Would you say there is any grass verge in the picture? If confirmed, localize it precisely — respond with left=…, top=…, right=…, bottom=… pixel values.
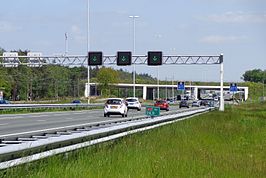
left=1, top=102, right=266, bottom=177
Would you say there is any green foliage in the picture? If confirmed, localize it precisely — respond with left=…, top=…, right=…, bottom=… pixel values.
left=0, top=68, right=12, bottom=98
left=96, top=67, right=119, bottom=96
left=0, top=47, right=5, bottom=55
left=242, top=69, right=266, bottom=83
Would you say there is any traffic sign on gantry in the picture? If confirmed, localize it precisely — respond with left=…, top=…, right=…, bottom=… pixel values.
left=2, top=52, right=19, bottom=67
left=117, top=51, right=132, bottom=66
left=147, top=51, right=163, bottom=65
left=88, top=52, right=103, bottom=66
left=27, top=52, right=43, bottom=67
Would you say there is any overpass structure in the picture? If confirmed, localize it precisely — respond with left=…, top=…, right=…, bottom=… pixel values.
left=85, top=83, right=249, bottom=101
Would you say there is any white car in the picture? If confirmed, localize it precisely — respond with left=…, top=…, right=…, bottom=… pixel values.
left=126, top=97, right=141, bottom=111
left=104, top=98, right=128, bottom=117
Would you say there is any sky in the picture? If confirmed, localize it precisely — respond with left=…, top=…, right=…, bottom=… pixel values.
left=0, top=0, right=265, bottom=82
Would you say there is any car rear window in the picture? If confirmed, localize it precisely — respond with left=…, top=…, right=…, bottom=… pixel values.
left=126, top=99, right=137, bottom=102
left=156, top=100, right=165, bottom=104
left=107, top=99, right=122, bottom=105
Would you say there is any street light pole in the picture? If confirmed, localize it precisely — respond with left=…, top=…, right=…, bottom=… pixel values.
left=87, top=0, right=90, bottom=104
left=129, top=15, right=139, bottom=98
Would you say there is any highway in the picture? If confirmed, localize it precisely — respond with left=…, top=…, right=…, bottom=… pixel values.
left=0, top=106, right=187, bottom=138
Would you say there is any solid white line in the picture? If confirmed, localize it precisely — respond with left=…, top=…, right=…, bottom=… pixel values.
left=0, top=123, right=8, bottom=126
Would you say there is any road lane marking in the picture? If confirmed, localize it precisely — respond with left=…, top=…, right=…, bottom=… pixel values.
left=0, top=119, right=119, bottom=138
left=0, top=123, right=9, bottom=126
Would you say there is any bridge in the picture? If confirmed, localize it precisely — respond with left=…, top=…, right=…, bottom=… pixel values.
left=85, top=83, right=249, bottom=101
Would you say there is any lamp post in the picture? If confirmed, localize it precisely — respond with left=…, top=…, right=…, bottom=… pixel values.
left=87, top=0, right=90, bottom=104
left=129, top=15, right=139, bottom=98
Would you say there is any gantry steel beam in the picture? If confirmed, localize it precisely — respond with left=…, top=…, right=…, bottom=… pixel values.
left=0, top=55, right=222, bottom=67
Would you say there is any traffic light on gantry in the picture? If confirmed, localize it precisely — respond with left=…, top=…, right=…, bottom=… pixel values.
left=147, top=51, right=163, bottom=65
left=117, top=51, right=132, bottom=66
left=88, top=52, right=103, bottom=66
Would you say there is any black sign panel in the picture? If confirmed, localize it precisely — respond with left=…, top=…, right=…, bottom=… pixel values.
left=147, top=51, right=163, bottom=65
left=88, top=52, right=103, bottom=66
left=117, top=51, right=132, bottom=66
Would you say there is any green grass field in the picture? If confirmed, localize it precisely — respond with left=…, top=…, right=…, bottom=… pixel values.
left=1, top=102, right=266, bottom=178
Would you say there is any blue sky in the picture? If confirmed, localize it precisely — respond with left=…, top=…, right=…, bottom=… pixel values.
left=0, top=0, right=265, bottom=82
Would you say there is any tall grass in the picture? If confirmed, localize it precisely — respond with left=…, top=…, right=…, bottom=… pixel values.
left=1, top=102, right=266, bottom=178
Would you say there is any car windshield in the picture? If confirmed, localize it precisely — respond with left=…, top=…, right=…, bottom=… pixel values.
left=126, top=99, right=137, bottom=102
left=107, top=99, right=122, bottom=105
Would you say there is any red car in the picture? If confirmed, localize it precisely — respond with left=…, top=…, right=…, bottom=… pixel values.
left=154, top=100, right=169, bottom=111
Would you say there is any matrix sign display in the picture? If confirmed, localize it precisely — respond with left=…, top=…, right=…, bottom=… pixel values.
left=117, top=51, right=132, bottom=66
left=88, top=52, right=103, bottom=66
left=147, top=51, right=163, bottom=66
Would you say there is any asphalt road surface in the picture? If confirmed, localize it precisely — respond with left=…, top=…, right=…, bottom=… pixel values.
left=0, top=105, right=192, bottom=138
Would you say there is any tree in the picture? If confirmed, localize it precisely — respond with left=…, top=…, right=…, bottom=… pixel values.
left=242, top=69, right=266, bottom=83
left=0, top=68, right=12, bottom=99
left=96, top=67, right=118, bottom=96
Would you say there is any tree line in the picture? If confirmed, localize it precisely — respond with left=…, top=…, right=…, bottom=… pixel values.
left=0, top=49, right=157, bottom=100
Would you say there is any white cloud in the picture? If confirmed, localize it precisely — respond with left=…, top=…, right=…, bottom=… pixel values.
left=0, top=21, right=21, bottom=32
left=70, top=25, right=86, bottom=44
left=71, top=25, right=81, bottom=34
left=205, top=11, right=266, bottom=23
left=200, top=35, right=247, bottom=44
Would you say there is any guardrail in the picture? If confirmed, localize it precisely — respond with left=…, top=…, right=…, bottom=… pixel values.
left=0, top=103, right=104, bottom=110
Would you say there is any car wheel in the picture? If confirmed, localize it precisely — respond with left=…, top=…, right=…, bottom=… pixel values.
left=107, top=114, right=110, bottom=117
left=137, top=108, right=141, bottom=111
left=166, top=108, right=169, bottom=111
left=104, top=113, right=106, bottom=117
